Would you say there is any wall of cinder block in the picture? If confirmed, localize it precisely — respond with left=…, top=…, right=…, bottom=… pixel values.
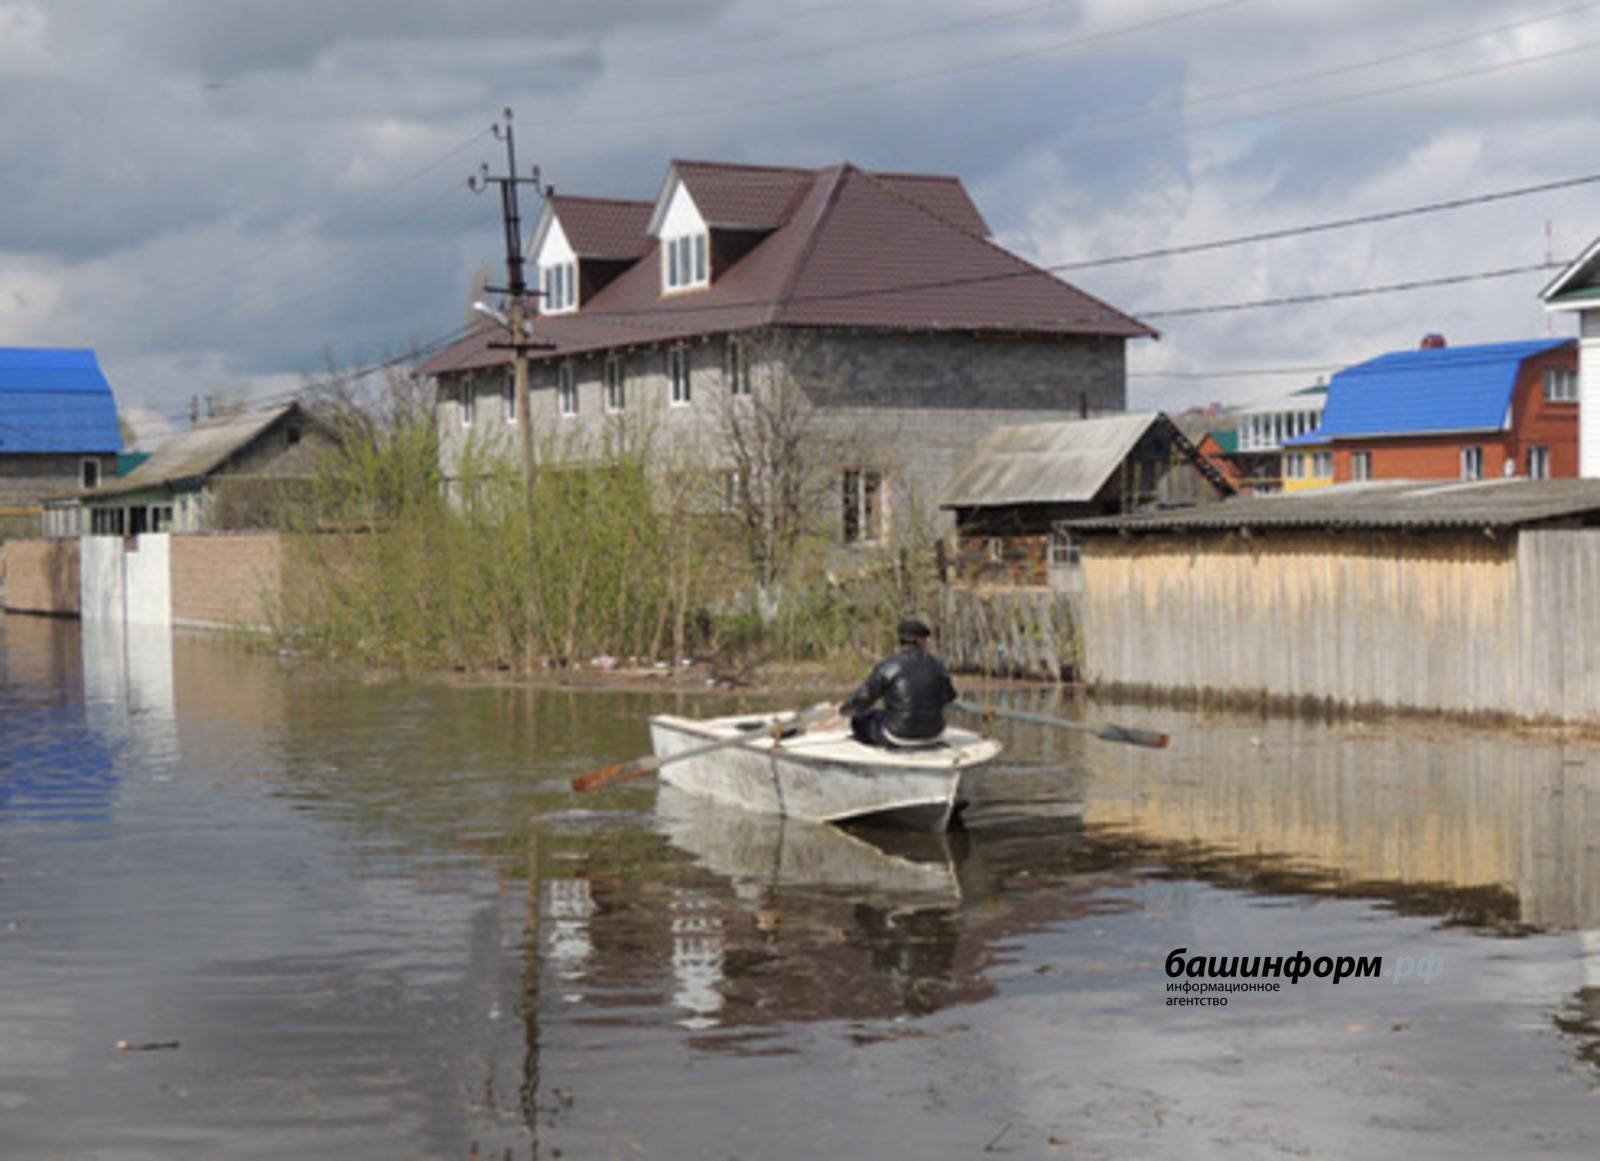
left=1, top=538, right=81, bottom=615
left=170, top=534, right=284, bottom=629
left=2, top=533, right=284, bottom=628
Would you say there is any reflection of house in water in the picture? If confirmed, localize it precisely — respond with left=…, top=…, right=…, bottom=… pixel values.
left=528, top=786, right=1128, bottom=1037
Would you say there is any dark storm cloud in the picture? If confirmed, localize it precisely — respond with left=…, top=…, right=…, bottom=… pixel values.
left=108, top=0, right=729, bottom=76
left=5, top=0, right=1599, bottom=434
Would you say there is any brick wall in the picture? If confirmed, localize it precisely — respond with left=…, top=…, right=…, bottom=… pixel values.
left=170, top=533, right=284, bottom=629
left=2, top=538, right=80, bottom=615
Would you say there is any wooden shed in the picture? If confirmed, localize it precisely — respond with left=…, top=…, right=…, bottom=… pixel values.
left=938, top=412, right=1233, bottom=589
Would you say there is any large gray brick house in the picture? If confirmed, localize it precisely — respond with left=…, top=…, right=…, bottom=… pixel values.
left=418, top=159, right=1155, bottom=544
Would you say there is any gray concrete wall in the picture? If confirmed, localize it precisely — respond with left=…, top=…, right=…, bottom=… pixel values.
left=435, top=329, right=1128, bottom=540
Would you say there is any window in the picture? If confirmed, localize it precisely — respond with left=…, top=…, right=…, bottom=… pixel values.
left=1526, top=445, right=1550, bottom=479
left=669, top=347, right=692, bottom=405
left=1351, top=451, right=1373, bottom=481
left=1284, top=453, right=1305, bottom=480
left=80, top=458, right=101, bottom=489
left=1544, top=367, right=1578, bottom=403
left=717, top=469, right=747, bottom=512
left=842, top=469, right=883, bottom=544
left=1312, top=451, right=1333, bottom=479
left=1461, top=446, right=1483, bottom=480
left=604, top=356, right=627, bottom=413
left=558, top=364, right=578, bottom=417
left=725, top=339, right=751, bottom=397
left=542, top=261, right=576, bottom=313
left=1049, top=529, right=1081, bottom=567
left=460, top=381, right=475, bottom=426
left=665, top=233, right=709, bottom=291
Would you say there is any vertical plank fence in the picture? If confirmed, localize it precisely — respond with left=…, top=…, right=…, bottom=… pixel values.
left=937, top=585, right=1081, bottom=682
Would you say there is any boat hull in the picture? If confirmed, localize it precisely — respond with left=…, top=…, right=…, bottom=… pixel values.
left=648, top=712, right=1002, bottom=831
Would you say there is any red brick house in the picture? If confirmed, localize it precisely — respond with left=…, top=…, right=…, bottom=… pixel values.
left=1282, top=338, right=1579, bottom=483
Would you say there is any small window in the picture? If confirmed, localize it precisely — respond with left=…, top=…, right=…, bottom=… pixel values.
left=669, top=348, right=692, bottom=406
left=604, top=356, right=627, bottom=413
left=1284, top=453, right=1305, bottom=480
left=1351, top=451, right=1373, bottom=481
left=664, top=233, right=709, bottom=292
left=81, top=458, right=101, bottom=489
left=1461, top=446, right=1483, bottom=480
left=726, top=339, right=751, bottom=398
left=558, top=364, right=578, bottom=417
left=718, top=469, right=746, bottom=512
left=542, top=261, right=577, bottom=313
left=1312, top=451, right=1333, bottom=479
left=1050, top=529, right=1081, bottom=567
left=1544, top=367, right=1578, bottom=403
left=842, top=469, right=883, bottom=544
left=460, top=382, right=475, bottom=426
left=1526, top=445, right=1550, bottom=479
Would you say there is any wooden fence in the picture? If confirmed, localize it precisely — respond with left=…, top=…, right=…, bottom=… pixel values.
left=1075, top=528, right=1600, bottom=723
left=937, top=585, right=1082, bottom=682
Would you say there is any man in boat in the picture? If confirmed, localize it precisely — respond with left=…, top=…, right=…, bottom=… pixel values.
left=838, top=618, right=957, bottom=748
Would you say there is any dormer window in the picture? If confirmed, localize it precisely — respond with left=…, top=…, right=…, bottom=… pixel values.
left=664, top=232, right=708, bottom=292
left=542, top=261, right=577, bottom=314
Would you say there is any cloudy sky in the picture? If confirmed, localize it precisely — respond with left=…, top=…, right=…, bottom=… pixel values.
left=3, top=0, right=1598, bottom=445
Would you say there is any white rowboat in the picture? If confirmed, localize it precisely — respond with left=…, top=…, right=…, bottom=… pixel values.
left=648, top=711, right=1002, bottom=831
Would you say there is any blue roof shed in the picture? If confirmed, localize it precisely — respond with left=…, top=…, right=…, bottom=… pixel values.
left=0, top=348, right=123, bottom=454
left=1286, top=338, right=1573, bottom=446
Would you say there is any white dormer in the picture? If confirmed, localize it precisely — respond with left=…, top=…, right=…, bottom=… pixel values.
left=654, top=180, right=709, bottom=294
left=532, top=217, right=578, bottom=315
left=527, top=207, right=577, bottom=315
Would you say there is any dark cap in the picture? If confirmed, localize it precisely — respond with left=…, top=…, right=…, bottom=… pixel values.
left=897, top=618, right=932, bottom=642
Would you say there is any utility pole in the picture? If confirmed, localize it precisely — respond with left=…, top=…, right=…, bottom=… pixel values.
left=470, top=107, right=550, bottom=488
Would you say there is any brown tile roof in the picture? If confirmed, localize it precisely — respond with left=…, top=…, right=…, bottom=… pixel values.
left=419, top=160, right=1154, bottom=378
left=544, top=194, right=653, bottom=260
left=665, top=160, right=814, bottom=230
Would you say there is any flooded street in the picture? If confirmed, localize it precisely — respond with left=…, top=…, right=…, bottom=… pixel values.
left=1, top=614, right=1596, bottom=1159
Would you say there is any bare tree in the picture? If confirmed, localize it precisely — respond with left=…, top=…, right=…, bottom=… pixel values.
left=714, top=328, right=875, bottom=606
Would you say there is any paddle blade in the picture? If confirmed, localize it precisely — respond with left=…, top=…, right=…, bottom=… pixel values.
left=572, top=760, right=646, bottom=794
left=1095, top=723, right=1170, bottom=749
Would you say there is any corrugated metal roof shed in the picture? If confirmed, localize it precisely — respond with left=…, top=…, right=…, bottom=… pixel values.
left=1285, top=339, right=1572, bottom=445
left=92, top=402, right=301, bottom=498
left=938, top=413, right=1169, bottom=508
left=0, top=348, right=122, bottom=454
left=1063, top=478, right=1600, bottom=534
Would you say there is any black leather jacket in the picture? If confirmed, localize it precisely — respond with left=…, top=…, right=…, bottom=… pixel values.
left=840, top=647, right=957, bottom=740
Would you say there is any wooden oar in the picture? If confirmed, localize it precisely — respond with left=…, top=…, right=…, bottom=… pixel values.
left=571, top=704, right=837, bottom=794
left=952, top=700, right=1169, bottom=749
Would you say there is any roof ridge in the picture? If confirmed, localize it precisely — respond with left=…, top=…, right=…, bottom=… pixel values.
left=765, top=163, right=855, bottom=321
left=848, top=167, right=1156, bottom=337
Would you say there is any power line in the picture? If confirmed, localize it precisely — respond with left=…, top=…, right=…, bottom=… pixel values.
left=1141, top=262, right=1556, bottom=320
left=1056, top=172, right=1600, bottom=271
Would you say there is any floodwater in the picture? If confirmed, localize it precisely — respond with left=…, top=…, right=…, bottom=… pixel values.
left=1, top=615, right=1596, bottom=1160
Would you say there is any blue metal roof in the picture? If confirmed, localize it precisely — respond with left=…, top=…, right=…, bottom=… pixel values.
left=1284, top=338, right=1572, bottom=446
left=0, top=348, right=123, bottom=454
